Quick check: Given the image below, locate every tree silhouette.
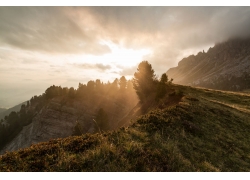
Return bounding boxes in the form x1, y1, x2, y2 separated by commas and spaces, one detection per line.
156, 73, 169, 100
95, 108, 109, 132
111, 78, 119, 91
119, 76, 127, 91
133, 61, 156, 102
73, 121, 83, 136
87, 80, 95, 93
68, 87, 75, 98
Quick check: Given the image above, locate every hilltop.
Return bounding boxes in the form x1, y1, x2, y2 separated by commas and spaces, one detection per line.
167, 38, 250, 91
0, 78, 138, 154
0, 84, 250, 171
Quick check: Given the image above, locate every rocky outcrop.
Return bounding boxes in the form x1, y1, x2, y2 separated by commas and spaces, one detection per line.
0, 94, 138, 154
166, 38, 250, 91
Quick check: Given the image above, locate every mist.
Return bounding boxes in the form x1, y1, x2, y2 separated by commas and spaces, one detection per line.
1, 6, 250, 108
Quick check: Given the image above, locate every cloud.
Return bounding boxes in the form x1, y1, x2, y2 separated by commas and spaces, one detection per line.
74, 63, 112, 71
0, 7, 111, 55
2, 6, 250, 108
95, 63, 112, 71
83, 7, 250, 73
118, 65, 137, 76
1, 7, 250, 61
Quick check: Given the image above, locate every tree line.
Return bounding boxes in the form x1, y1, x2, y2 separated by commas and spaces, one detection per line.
0, 60, 174, 146
44, 76, 134, 100
132, 60, 173, 103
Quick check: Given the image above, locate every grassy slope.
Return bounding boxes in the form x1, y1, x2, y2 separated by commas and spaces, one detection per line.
0, 85, 250, 172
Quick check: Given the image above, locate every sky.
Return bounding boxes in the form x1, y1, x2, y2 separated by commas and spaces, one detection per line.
1, 5, 250, 108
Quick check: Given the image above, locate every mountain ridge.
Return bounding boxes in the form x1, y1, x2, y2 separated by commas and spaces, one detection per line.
0, 81, 138, 155
0, 84, 250, 171
166, 38, 250, 91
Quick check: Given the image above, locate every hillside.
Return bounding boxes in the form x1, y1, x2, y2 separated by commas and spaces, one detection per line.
0, 80, 138, 155
0, 102, 27, 120
166, 38, 250, 91
0, 85, 250, 171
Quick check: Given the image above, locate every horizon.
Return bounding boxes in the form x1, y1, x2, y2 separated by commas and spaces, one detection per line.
1, 6, 250, 108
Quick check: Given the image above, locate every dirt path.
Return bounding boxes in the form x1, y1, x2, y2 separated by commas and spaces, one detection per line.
201, 97, 250, 114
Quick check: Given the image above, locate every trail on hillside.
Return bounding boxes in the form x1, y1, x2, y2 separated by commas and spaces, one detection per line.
201, 97, 250, 114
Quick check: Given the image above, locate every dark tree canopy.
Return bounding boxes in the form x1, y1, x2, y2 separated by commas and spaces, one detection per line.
73, 121, 83, 136
156, 73, 169, 100
133, 61, 156, 102
87, 80, 95, 92
68, 87, 76, 98
95, 108, 109, 132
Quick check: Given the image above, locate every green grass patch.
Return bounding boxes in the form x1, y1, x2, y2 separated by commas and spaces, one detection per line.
0, 85, 250, 171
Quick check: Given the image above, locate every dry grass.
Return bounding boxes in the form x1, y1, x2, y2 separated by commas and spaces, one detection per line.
0, 85, 250, 172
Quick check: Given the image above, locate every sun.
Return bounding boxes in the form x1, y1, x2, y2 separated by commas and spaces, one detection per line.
100, 41, 152, 67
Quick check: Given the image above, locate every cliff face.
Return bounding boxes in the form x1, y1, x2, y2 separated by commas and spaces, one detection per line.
166, 38, 250, 91
0, 93, 138, 154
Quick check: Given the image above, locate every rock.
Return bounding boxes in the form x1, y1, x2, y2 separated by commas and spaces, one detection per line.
166, 38, 250, 91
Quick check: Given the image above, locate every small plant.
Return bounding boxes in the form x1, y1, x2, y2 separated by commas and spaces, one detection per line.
175, 89, 184, 96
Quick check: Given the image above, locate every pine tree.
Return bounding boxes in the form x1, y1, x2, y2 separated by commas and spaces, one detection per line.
132, 61, 156, 102
119, 76, 127, 91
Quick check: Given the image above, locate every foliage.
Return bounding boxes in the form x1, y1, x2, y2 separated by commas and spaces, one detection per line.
68, 87, 76, 98
0, 73, 139, 156
133, 61, 157, 103
95, 108, 109, 132
72, 122, 83, 136
1, 85, 250, 171
119, 76, 127, 91
156, 73, 170, 100
0, 95, 45, 150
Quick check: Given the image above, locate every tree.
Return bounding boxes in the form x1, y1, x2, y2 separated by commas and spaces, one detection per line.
95, 79, 104, 93
62, 87, 69, 96
95, 108, 109, 132
68, 87, 75, 98
127, 80, 134, 92
87, 80, 95, 93
76, 83, 87, 98
72, 121, 83, 136
119, 76, 127, 91
156, 73, 169, 100
132, 61, 156, 102
111, 78, 119, 91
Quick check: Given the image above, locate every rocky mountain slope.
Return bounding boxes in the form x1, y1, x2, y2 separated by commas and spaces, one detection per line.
0, 84, 250, 171
0, 87, 138, 155
167, 38, 250, 91
0, 102, 27, 120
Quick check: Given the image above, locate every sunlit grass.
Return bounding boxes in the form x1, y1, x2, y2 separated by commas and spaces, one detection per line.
0, 85, 250, 171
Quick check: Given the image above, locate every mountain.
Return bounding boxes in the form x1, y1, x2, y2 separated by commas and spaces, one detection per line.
166, 38, 250, 91
0, 102, 27, 120
0, 85, 250, 171
0, 83, 138, 155
0, 108, 7, 114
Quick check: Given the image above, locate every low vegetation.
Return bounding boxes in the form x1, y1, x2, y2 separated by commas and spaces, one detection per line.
0, 61, 250, 171
0, 75, 137, 150
0, 84, 250, 171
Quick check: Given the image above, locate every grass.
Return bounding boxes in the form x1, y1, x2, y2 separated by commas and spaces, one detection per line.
0, 85, 250, 171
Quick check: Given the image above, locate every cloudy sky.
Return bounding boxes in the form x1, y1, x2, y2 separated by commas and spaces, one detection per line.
1, 6, 250, 108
